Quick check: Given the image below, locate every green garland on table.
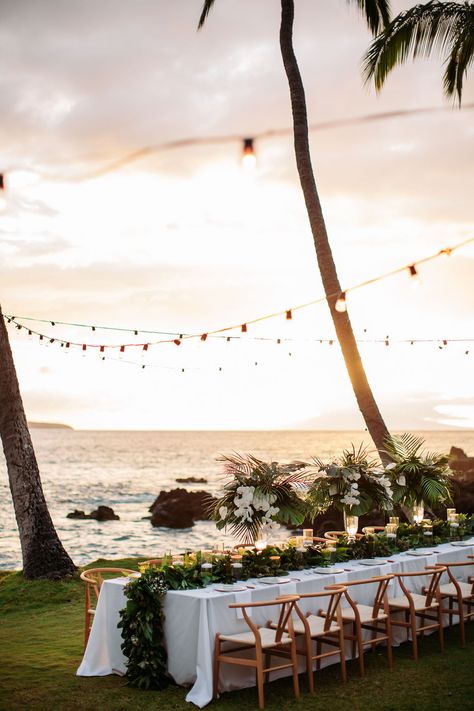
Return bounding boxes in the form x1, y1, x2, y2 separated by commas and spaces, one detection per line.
118, 515, 474, 690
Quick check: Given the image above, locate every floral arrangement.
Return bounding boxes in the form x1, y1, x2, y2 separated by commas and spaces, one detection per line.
304, 444, 394, 516
383, 433, 453, 507
210, 453, 307, 543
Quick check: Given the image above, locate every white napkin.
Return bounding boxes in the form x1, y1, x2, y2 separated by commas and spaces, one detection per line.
233, 589, 252, 619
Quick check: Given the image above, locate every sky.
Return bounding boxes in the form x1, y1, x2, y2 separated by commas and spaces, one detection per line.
1, 0, 473, 431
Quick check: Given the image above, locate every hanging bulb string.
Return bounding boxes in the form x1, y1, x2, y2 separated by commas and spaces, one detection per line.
5, 316, 474, 355
3, 235, 473, 347
22, 103, 474, 182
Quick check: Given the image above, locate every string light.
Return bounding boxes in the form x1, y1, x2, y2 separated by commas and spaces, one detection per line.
335, 292, 347, 313
3, 237, 473, 352
241, 138, 256, 169
27, 103, 474, 182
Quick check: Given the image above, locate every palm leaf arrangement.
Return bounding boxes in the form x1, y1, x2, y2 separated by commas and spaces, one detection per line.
383, 433, 453, 507
304, 444, 394, 517
210, 453, 308, 544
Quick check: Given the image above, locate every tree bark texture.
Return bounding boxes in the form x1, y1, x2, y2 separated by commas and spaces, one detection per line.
0, 307, 75, 578
279, 0, 390, 459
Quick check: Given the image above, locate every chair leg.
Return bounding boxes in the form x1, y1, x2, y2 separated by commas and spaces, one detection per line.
356, 623, 365, 676
264, 652, 271, 685
458, 598, 466, 646
385, 618, 393, 670
339, 627, 347, 682
213, 636, 221, 699
437, 606, 445, 653
305, 635, 314, 694
351, 622, 357, 660
290, 640, 300, 700
315, 640, 322, 671
256, 653, 265, 711
410, 613, 418, 661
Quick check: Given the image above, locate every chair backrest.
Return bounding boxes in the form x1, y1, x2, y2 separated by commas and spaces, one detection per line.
395, 567, 447, 608
80, 567, 137, 604
139, 559, 164, 569
229, 595, 300, 645
434, 560, 474, 595
297, 586, 347, 632
327, 575, 394, 619
324, 531, 363, 541
362, 526, 386, 535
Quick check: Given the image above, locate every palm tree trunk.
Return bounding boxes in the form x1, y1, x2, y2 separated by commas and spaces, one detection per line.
279, 0, 390, 458
0, 306, 75, 578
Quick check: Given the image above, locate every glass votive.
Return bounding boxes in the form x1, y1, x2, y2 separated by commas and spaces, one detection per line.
389, 516, 400, 526
412, 504, 424, 525
201, 562, 213, 572
343, 512, 359, 540
449, 513, 460, 529
231, 562, 243, 579
255, 537, 268, 552
385, 523, 397, 540
422, 522, 433, 537
447, 508, 457, 522
201, 549, 213, 563
269, 555, 281, 568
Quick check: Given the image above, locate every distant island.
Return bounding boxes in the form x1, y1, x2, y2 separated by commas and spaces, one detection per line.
28, 422, 73, 430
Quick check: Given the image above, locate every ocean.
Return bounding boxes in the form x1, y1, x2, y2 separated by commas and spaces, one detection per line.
1, 429, 473, 570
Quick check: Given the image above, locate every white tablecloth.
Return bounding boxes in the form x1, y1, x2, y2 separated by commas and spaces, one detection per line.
77, 539, 474, 707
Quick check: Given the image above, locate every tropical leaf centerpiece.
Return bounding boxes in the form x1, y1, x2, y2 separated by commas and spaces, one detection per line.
383, 433, 453, 507
211, 453, 308, 544
305, 444, 394, 517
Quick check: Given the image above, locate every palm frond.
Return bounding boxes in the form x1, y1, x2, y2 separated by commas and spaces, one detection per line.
363, 1, 474, 102
349, 0, 392, 35
198, 0, 217, 30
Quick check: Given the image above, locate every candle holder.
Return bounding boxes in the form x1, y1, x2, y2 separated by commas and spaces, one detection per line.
231, 562, 243, 580
389, 516, 400, 526
303, 529, 314, 547
422, 521, 433, 538
385, 523, 397, 540
269, 555, 281, 569
412, 503, 424, 525
449, 513, 460, 539
343, 511, 359, 541
255, 537, 268, 552
447, 508, 457, 522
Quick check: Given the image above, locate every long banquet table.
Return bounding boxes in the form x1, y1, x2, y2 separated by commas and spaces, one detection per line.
77, 540, 474, 708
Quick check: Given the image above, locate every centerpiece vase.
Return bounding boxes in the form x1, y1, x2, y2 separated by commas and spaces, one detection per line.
343, 510, 359, 541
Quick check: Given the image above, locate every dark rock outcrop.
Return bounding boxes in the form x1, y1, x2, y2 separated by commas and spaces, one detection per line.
176, 476, 208, 484
149, 488, 216, 529
66, 505, 120, 521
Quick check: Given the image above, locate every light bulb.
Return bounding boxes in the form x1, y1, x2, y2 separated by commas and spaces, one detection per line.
241, 138, 256, 169
335, 292, 347, 313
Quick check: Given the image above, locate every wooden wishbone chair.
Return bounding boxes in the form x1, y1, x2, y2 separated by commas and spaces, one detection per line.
388, 567, 446, 660
326, 574, 394, 675
213, 596, 300, 710
80, 567, 137, 648
432, 560, 474, 645
324, 531, 364, 541
274, 587, 347, 693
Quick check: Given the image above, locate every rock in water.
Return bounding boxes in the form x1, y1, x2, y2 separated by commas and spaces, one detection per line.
176, 476, 208, 484
66, 505, 120, 521
89, 505, 120, 521
66, 509, 88, 519
149, 488, 216, 529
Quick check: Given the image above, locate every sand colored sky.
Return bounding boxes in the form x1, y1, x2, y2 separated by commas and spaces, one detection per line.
1, 0, 473, 431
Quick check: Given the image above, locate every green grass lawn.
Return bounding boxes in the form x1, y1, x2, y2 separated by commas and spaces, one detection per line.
0, 558, 472, 710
